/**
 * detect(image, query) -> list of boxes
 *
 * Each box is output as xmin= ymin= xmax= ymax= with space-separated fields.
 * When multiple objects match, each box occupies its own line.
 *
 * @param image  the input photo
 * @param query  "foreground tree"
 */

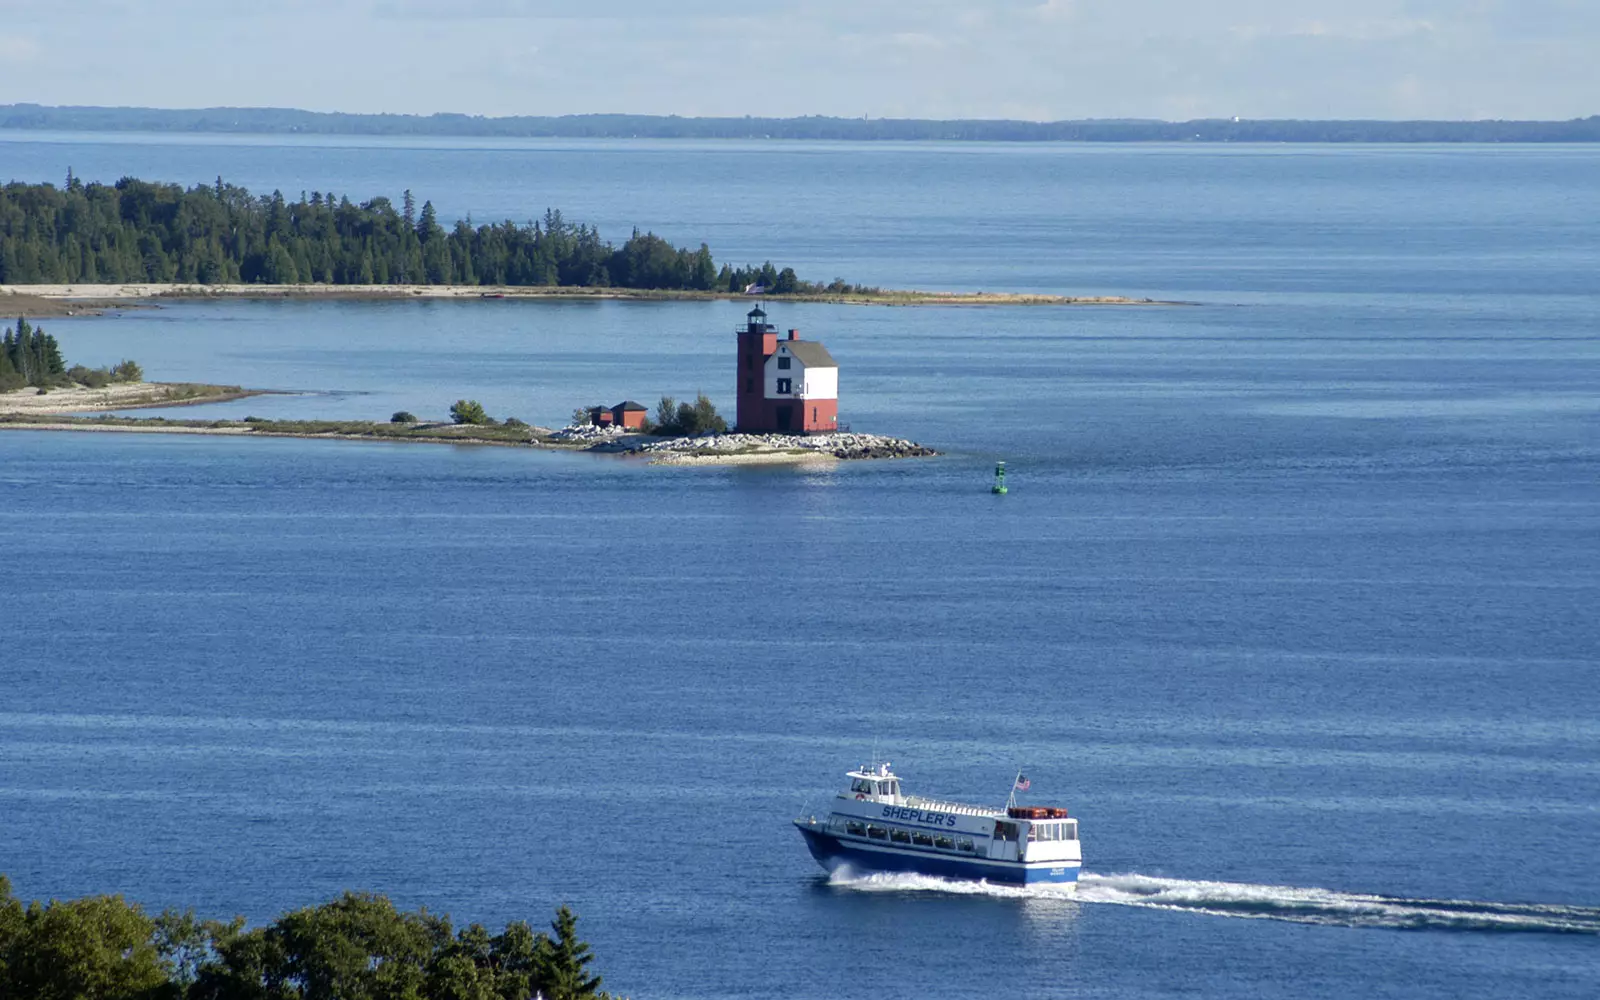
xmin=0 ymin=876 xmax=171 ymax=1000
xmin=0 ymin=877 xmax=623 ymax=1000
xmin=534 ymin=906 xmax=604 ymax=1000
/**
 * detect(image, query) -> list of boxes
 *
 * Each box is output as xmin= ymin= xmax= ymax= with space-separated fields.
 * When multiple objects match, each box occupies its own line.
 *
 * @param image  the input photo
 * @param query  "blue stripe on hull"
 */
xmin=797 ymin=825 xmax=1079 ymax=886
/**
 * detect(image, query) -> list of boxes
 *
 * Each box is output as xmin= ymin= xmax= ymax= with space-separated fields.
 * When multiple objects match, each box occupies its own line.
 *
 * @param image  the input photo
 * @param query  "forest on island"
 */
xmin=0 ymin=875 xmax=617 ymax=1000
xmin=0 ymin=176 xmax=864 ymax=294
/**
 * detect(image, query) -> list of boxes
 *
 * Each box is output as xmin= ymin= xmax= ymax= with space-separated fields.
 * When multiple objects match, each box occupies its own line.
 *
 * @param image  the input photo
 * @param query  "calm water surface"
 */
xmin=1 ymin=136 xmax=1598 ymax=999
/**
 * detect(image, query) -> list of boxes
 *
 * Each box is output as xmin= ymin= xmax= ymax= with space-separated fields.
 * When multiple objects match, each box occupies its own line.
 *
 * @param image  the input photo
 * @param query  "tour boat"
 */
xmin=793 ymin=762 xmax=1081 ymax=886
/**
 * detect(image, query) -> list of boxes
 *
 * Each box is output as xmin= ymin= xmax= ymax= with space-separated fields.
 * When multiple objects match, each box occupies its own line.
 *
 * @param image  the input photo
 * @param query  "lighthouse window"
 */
xmin=777 ymin=356 xmax=791 ymax=369
xmin=777 ymin=378 xmax=792 ymax=394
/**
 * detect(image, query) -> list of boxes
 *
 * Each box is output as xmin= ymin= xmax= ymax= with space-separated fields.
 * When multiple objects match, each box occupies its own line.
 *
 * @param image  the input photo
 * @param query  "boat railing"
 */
xmin=905 ymin=795 xmax=1004 ymax=818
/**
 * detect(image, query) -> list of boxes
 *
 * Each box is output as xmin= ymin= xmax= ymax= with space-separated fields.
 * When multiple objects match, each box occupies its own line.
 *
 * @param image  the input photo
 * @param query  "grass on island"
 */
xmin=0 ymin=411 xmax=562 ymax=444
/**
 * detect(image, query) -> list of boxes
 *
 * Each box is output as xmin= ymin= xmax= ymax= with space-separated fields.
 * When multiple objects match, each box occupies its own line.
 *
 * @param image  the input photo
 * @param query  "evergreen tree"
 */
xmin=0 ymin=176 xmax=828 ymax=294
xmin=533 ymin=906 xmax=604 ymax=1000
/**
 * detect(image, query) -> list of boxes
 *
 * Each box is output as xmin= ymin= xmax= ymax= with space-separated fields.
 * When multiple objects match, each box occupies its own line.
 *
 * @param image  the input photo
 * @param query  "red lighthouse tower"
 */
xmin=735 ymin=305 xmax=778 ymax=432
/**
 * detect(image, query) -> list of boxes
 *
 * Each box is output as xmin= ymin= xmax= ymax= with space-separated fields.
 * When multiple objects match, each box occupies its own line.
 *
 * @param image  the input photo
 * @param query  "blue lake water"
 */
xmin=2 ymin=135 xmax=1599 ymax=999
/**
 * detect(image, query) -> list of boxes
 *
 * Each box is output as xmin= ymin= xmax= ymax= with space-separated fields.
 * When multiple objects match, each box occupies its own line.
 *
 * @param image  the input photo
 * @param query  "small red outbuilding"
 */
xmin=591 ymin=400 xmax=648 ymax=430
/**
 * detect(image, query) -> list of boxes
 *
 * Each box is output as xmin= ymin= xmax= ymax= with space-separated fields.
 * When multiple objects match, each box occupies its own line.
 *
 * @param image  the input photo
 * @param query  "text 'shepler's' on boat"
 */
xmin=794 ymin=763 xmax=1082 ymax=886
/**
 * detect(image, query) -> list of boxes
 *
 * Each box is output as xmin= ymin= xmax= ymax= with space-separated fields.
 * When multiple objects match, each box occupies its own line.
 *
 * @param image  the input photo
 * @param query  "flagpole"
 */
xmin=1006 ymin=768 xmax=1022 ymax=810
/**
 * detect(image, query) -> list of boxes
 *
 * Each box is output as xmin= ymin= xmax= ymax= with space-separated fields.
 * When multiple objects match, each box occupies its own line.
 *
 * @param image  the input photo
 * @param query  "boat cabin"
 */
xmin=843 ymin=763 xmax=904 ymax=804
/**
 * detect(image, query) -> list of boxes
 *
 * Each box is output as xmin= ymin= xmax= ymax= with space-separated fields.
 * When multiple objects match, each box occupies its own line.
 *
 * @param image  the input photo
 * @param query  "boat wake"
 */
xmin=827 ymin=869 xmax=1600 ymax=935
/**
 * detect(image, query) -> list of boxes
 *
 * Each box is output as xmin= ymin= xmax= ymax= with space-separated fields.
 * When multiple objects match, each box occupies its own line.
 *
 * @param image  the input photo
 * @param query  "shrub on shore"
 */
xmin=391 ymin=410 xmax=418 ymax=423
xmin=652 ymin=392 xmax=727 ymax=436
xmin=450 ymin=399 xmax=491 ymax=425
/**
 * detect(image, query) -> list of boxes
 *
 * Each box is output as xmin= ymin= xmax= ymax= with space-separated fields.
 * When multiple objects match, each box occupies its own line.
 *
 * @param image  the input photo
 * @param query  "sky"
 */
xmin=1 ymin=0 xmax=1596 ymax=121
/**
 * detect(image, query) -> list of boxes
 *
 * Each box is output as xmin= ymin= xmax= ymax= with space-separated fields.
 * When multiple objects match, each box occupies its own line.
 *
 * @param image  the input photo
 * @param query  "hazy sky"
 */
xmin=1 ymin=1 xmax=1595 ymax=120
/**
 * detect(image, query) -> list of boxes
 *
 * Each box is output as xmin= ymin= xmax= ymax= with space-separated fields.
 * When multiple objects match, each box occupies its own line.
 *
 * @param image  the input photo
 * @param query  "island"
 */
xmin=0 ymin=381 xmax=936 ymax=467
xmin=0 ymin=177 xmax=1166 ymax=307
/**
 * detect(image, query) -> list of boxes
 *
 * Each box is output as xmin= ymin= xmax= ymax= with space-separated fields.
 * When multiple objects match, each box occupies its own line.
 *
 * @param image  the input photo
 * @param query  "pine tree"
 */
xmin=532 ymin=906 xmax=603 ymax=1000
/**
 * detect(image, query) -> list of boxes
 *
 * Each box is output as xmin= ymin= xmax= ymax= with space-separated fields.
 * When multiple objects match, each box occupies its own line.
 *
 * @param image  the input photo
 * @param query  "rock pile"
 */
xmin=600 ymin=431 xmax=937 ymax=460
xmin=546 ymin=423 xmax=629 ymax=442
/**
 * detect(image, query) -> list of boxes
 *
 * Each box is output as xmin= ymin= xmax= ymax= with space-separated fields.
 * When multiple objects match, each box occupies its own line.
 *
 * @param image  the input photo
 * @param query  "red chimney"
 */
xmin=788 ymin=329 xmax=798 ymax=340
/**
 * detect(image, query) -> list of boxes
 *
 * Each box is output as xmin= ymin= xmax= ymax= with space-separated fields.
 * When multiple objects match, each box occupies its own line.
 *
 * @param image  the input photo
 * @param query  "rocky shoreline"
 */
xmin=3 ymin=282 xmax=1173 ymax=309
xmin=0 ymin=407 xmax=938 ymax=467
xmin=548 ymin=425 xmax=937 ymax=463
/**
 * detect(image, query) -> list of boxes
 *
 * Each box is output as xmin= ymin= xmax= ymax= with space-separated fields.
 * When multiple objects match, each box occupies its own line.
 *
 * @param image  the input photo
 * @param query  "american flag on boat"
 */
xmin=1014 ymin=774 xmax=1031 ymax=791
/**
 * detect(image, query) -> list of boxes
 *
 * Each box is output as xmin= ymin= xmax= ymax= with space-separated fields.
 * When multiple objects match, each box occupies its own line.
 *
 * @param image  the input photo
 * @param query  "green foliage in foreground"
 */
xmin=1 ymin=317 xmax=141 ymax=391
xmin=652 ymin=393 xmax=727 ymax=436
xmin=0 ymin=175 xmax=874 ymax=295
xmin=0 ymin=874 xmax=617 ymax=1000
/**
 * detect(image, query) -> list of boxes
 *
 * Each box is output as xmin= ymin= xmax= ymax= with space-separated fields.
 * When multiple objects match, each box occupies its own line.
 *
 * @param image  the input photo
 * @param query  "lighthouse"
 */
xmin=734 ymin=306 xmax=839 ymax=434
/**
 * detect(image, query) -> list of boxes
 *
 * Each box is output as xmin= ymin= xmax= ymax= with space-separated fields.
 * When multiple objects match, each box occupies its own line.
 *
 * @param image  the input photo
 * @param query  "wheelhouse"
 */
xmin=844 ymin=763 xmax=904 ymax=804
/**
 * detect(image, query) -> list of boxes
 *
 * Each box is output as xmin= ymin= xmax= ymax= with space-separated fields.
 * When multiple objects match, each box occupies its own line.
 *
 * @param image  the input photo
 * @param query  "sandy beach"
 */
xmin=0 ymin=382 xmax=266 ymax=414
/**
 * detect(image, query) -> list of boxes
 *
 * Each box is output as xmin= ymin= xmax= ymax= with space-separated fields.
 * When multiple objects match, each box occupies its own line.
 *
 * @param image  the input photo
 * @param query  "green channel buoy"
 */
xmin=991 ymin=461 xmax=1008 ymax=494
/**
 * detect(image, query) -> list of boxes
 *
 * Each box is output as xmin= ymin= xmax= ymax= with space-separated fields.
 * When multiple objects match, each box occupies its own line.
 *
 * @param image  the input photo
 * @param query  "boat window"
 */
xmin=890 ymin=829 xmax=911 ymax=844
xmin=957 ymin=838 xmax=975 ymax=852
xmin=912 ymin=832 xmax=934 ymax=846
xmin=866 ymin=825 xmax=888 ymax=840
xmin=934 ymin=836 xmax=954 ymax=850
xmin=876 ymin=782 xmax=892 ymax=796
xmin=1063 ymin=821 xmax=1077 ymax=841
xmin=1027 ymin=826 xmax=1039 ymax=842
xmin=850 ymin=779 xmax=869 ymax=794
xmin=846 ymin=821 xmax=865 ymax=836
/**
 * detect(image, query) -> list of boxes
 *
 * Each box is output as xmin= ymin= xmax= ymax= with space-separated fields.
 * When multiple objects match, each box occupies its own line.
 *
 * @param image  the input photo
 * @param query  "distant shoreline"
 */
xmin=3 ymin=105 xmax=1598 ymax=143
xmin=3 ymin=284 xmax=1174 ymax=309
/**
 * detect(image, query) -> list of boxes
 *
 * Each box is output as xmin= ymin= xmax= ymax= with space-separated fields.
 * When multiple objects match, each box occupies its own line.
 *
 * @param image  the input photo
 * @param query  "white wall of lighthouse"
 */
xmin=764 ymin=352 xmax=838 ymax=400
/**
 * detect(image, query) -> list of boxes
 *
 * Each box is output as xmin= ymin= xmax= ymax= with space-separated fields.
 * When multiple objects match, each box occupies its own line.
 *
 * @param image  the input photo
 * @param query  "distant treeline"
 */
xmin=0 ymin=176 xmax=857 ymax=293
xmin=4 ymin=104 xmax=1600 ymax=142
xmin=0 ymin=875 xmax=615 ymax=1000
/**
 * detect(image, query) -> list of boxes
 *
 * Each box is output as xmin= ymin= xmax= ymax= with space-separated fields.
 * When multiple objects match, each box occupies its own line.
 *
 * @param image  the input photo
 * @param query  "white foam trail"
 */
xmin=826 ymin=869 xmax=1600 ymax=934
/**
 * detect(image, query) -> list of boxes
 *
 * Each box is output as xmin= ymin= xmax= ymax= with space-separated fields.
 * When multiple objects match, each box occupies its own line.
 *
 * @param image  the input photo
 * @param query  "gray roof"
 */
xmin=777 ymin=340 xmax=838 ymax=369
xmin=614 ymin=400 xmax=648 ymax=411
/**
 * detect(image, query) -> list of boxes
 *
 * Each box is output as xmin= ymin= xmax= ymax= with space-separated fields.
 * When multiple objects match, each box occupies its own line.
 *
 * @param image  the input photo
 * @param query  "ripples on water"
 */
xmin=1 ymin=137 xmax=1598 ymax=1000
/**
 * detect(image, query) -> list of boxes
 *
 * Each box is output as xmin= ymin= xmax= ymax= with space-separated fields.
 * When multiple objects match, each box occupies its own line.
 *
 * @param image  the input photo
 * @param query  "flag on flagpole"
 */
xmin=1014 ymin=775 xmax=1031 ymax=792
